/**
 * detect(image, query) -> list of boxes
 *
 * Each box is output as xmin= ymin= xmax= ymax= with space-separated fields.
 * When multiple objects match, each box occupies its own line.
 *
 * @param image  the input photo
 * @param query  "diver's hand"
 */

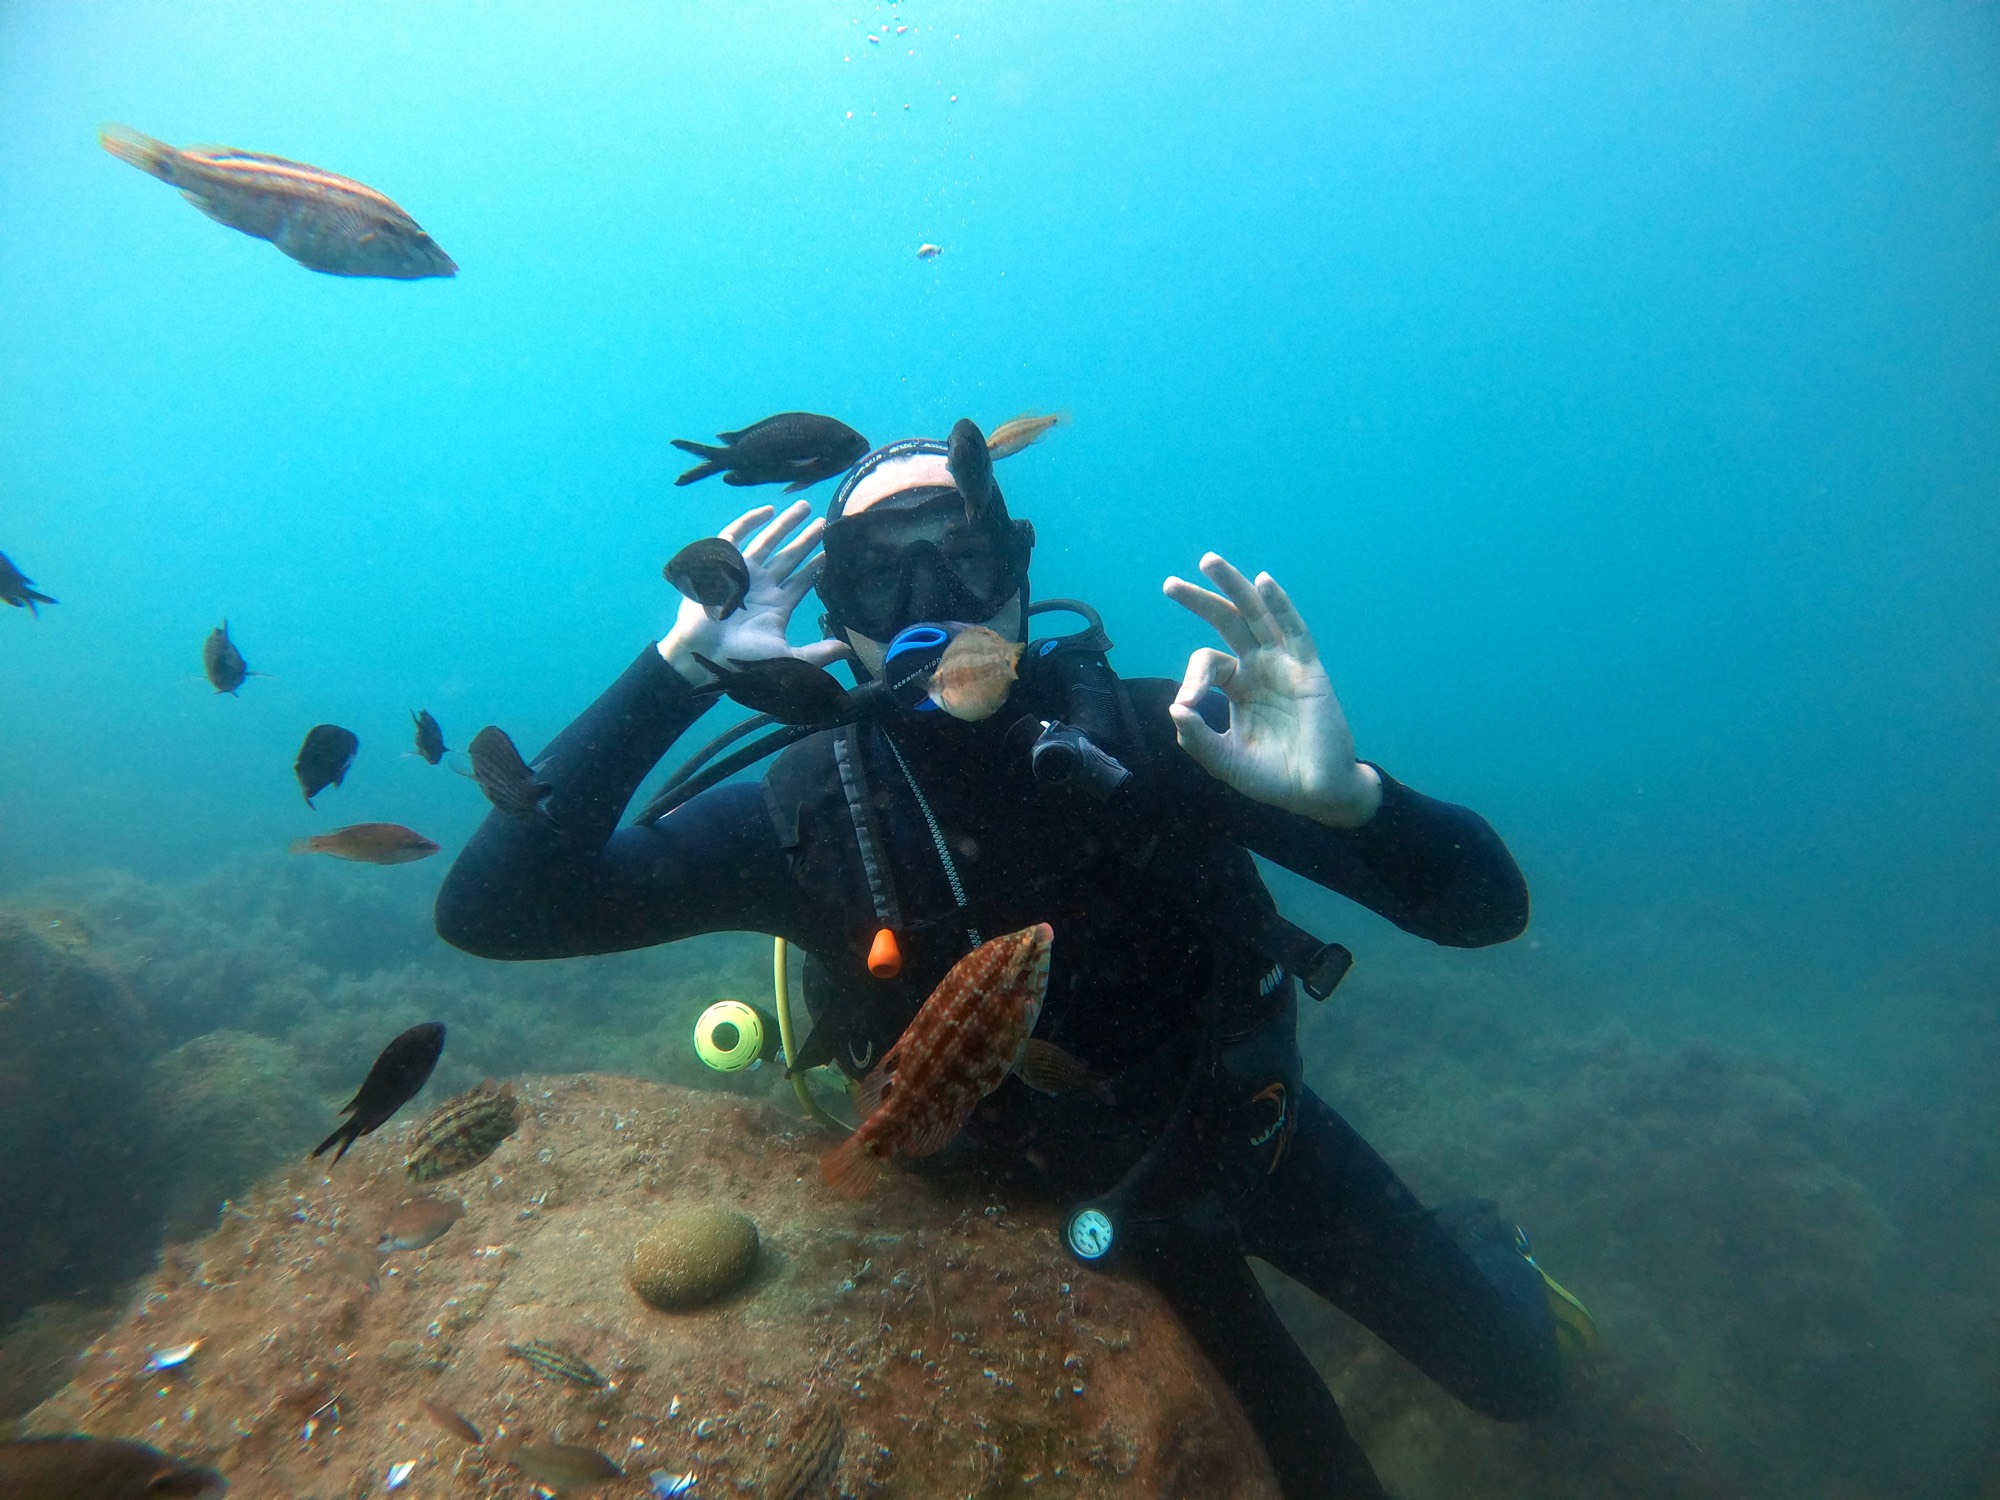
xmin=659 ymin=502 xmax=851 ymax=687
xmin=1162 ymin=553 xmax=1382 ymax=828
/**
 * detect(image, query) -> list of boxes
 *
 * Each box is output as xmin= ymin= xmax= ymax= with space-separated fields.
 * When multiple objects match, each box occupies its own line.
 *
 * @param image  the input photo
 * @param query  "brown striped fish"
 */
xmin=99 ymin=123 xmax=456 ymax=279
xmin=764 ymin=1406 xmax=844 ymax=1500
xmin=405 ymin=1079 xmax=519 ymax=1181
xmin=821 ymin=924 xmax=1055 ymax=1197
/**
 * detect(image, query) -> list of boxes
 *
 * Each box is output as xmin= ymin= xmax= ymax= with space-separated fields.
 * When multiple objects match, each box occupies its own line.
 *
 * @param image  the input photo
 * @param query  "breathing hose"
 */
xmin=773 ymin=937 xmax=851 ymax=1134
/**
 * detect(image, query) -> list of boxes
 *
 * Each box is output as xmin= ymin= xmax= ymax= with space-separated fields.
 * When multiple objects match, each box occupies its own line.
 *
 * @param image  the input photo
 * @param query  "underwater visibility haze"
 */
xmin=2 ymin=3 xmax=1999 ymax=1497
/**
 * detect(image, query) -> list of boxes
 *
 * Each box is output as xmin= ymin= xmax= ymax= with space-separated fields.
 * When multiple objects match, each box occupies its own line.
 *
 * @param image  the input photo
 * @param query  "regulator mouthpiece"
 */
xmin=882 ymin=622 xmax=955 ymax=711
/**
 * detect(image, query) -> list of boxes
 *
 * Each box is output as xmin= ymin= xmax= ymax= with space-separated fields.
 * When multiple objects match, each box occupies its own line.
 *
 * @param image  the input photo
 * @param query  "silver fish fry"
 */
xmin=99 ymin=123 xmax=456 ymax=279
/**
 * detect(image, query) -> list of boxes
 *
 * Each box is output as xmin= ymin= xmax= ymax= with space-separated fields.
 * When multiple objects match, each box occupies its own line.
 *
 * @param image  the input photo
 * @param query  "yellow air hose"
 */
xmin=774 ymin=936 xmax=852 ymax=1134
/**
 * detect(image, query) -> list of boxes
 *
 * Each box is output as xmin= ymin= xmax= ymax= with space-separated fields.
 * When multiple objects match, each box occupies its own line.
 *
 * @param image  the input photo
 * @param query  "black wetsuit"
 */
xmin=436 ymin=641 xmax=1561 ymax=1499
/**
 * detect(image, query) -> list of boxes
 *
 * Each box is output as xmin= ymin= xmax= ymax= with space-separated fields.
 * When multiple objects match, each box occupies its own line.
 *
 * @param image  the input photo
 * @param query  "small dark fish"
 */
xmin=405 ymin=1079 xmax=520 ymax=1181
xmin=467 ymin=726 xmax=554 ymax=825
xmin=671 ymin=412 xmax=868 ymax=492
xmin=494 ymin=1436 xmax=622 ymax=1490
xmin=0 ymin=1435 xmax=227 ymax=1498
xmin=294 ymin=724 xmax=359 ymax=807
xmin=311 ymin=1020 xmax=446 ymax=1164
xmin=663 ymin=538 xmax=750 ymax=620
xmin=290 ymin=823 xmax=440 ymax=864
xmin=692 ymin=653 xmax=850 ymax=728
xmin=412 ymin=709 xmax=448 ymax=765
xmin=946 ymin=417 xmax=996 ymax=523
xmin=379 ymin=1195 xmax=463 ymax=1252
xmin=764 ymin=1406 xmax=844 ymax=1500
xmin=0 ymin=551 xmax=56 ymax=616
xmin=100 ymin=123 xmax=456 ymax=280
xmin=505 ymin=1341 xmax=607 ymax=1388
xmin=202 ymin=620 xmax=259 ymax=694
xmin=418 ymin=1399 xmax=483 ymax=1446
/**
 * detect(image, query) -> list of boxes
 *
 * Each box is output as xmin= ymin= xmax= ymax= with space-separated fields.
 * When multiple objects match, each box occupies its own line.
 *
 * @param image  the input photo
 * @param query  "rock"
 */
xmin=145 ymin=1030 xmax=320 ymax=1240
xmin=629 ymin=1204 xmax=760 ymax=1310
xmin=23 ymin=1075 xmax=1281 ymax=1498
xmin=0 ymin=911 xmax=157 ymax=1328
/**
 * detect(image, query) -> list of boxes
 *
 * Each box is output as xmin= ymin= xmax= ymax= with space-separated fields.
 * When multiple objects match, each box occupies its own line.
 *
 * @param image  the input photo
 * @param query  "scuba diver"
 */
xmin=435 ymin=430 xmax=1577 ymax=1499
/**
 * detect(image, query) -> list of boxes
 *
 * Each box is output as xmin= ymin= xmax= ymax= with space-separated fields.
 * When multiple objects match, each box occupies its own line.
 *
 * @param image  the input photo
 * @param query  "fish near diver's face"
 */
xmin=845 ymin=592 xmax=1022 ymax=681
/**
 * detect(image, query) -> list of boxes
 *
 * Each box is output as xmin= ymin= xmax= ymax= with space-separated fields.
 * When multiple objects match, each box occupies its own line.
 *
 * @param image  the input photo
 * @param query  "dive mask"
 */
xmin=817 ymin=487 xmax=1032 ymax=642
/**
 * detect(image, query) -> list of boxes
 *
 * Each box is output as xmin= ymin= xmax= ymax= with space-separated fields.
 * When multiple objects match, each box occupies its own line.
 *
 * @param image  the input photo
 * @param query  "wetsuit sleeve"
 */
xmin=433 ymin=645 xmax=806 ymax=959
xmin=1129 ymin=680 xmax=1529 ymax=947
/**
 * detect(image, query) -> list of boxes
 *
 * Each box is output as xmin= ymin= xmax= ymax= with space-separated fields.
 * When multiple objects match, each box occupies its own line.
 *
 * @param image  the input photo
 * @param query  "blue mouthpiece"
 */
xmin=883 ymin=622 xmax=954 ymax=710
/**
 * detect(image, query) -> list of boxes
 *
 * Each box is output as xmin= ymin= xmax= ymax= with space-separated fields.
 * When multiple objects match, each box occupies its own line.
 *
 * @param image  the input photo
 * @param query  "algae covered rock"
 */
xmin=26 ymin=1075 xmax=1282 ymax=1499
xmin=146 ymin=1030 xmax=320 ymax=1240
xmin=628 ymin=1204 xmax=760 ymax=1309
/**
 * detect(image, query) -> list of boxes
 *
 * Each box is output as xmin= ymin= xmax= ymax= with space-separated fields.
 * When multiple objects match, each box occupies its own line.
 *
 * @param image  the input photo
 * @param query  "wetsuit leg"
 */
xmin=1246 ymin=1088 xmax=1561 ymax=1422
xmin=1128 ymin=1219 xmax=1388 ymax=1500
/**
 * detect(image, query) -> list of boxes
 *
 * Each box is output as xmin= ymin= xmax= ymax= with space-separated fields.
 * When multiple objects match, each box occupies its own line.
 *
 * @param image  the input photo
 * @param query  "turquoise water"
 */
xmin=3 ymin=3 xmax=1998 ymax=1493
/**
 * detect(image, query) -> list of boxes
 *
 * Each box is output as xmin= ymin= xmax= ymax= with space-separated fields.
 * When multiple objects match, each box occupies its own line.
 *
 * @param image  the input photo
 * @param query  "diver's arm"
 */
xmin=1229 ymin=765 xmax=1530 ymax=947
xmin=434 ymin=645 xmax=805 ymax=959
xmin=1129 ymin=678 xmax=1528 ymax=946
xmin=1162 ymin=553 xmax=1382 ymax=829
xmin=439 ymin=502 xmax=841 ymax=960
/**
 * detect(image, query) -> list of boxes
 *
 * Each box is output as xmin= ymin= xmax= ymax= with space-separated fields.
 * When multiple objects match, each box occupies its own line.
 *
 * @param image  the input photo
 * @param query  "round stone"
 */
xmin=628 ymin=1205 xmax=760 ymax=1310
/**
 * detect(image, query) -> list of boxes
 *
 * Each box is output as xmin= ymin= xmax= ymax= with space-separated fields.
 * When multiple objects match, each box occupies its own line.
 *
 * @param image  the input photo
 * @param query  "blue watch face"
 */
xmin=1067 ymin=1208 xmax=1114 ymax=1260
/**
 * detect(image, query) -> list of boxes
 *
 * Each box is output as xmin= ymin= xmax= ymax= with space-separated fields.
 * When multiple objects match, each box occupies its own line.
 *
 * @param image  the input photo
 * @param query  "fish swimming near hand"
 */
xmin=411 ymin=709 xmax=448 ymax=765
xmin=927 ymin=625 xmax=1023 ymax=722
xmin=202 ymin=621 xmax=261 ymax=694
xmin=671 ymin=412 xmax=869 ymax=492
xmin=312 ymin=1020 xmax=446 ymax=1164
xmin=692 ymin=653 xmax=851 ymax=727
xmin=0 ymin=551 xmax=56 ymax=616
xmin=821 ymin=923 xmax=1058 ymax=1196
xmin=295 ymin=724 xmax=359 ymax=807
xmin=663 ymin=538 xmax=750 ymax=620
xmin=290 ymin=823 xmax=441 ymax=864
xmin=946 ymin=417 xmax=997 ymax=523
xmin=0 ymin=1435 xmax=227 ymax=1498
xmin=467 ymin=726 xmax=555 ymax=825
xmin=99 ymin=123 xmax=456 ymax=279
xmin=986 ymin=411 xmax=1066 ymax=461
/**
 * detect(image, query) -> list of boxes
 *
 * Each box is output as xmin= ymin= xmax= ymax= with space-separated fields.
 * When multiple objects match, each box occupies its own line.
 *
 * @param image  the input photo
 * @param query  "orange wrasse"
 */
xmin=986 ymin=411 xmax=1066 ymax=460
xmin=821 ymin=924 xmax=1055 ymax=1197
xmin=99 ymin=123 xmax=456 ymax=279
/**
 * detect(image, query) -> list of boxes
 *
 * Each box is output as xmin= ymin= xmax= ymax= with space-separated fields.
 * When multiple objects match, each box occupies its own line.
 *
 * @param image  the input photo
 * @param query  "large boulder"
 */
xmin=27 ymin=1074 xmax=1281 ymax=1497
xmin=0 ymin=911 xmax=158 ymax=1329
xmin=145 ymin=1030 xmax=322 ymax=1241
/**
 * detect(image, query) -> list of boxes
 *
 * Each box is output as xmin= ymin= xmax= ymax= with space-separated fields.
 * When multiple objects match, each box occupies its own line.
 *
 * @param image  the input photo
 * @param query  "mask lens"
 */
xmin=821 ymin=493 xmax=1024 ymax=638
